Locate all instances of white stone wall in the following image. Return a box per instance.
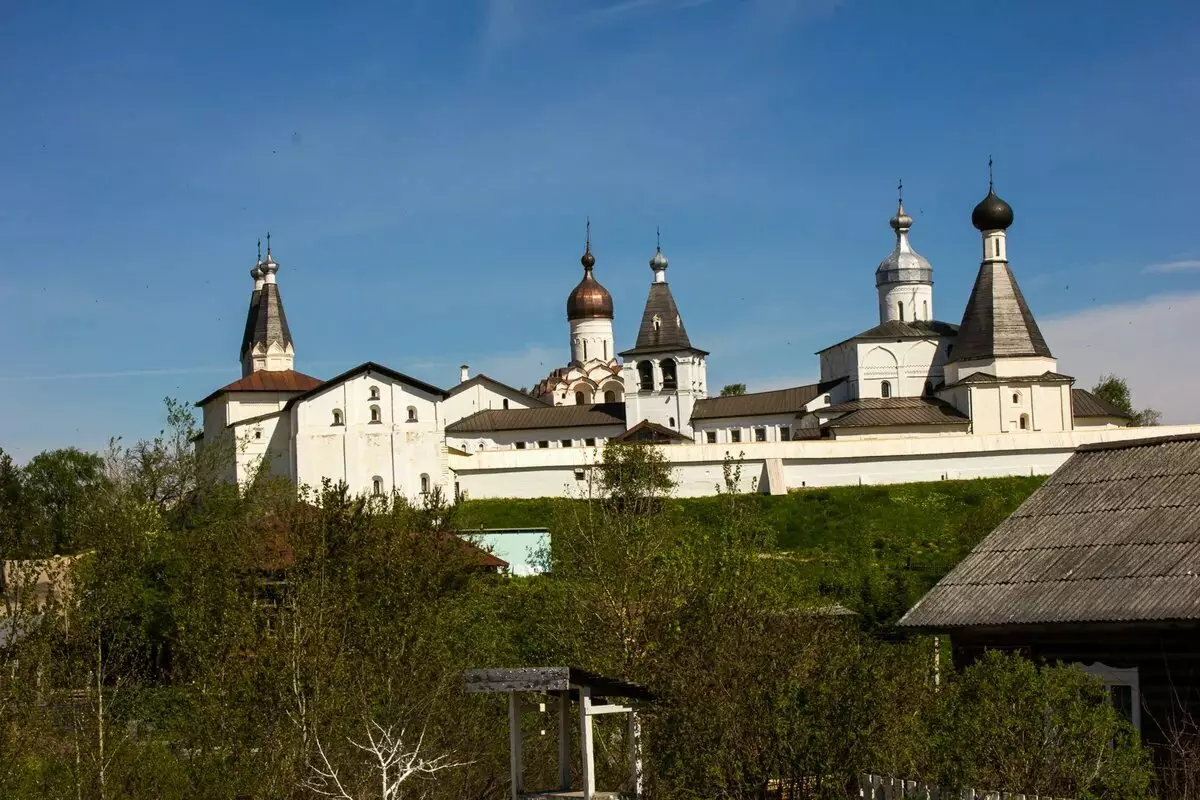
[442,382,540,426]
[569,318,615,365]
[621,352,707,437]
[230,411,293,484]
[856,338,951,399]
[878,283,934,324]
[292,371,446,501]
[692,414,800,444]
[448,424,625,453]
[449,424,1200,499]
[966,382,1072,435]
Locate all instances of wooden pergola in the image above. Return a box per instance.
[464,667,654,799]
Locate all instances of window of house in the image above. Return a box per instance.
[754,427,767,442]
[604,390,616,403]
[254,429,262,440]
[638,361,654,391]
[420,474,430,494]
[653,314,662,332]
[661,359,678,391]
[924,381,934,396]
[1077,664,1141,732]
[515,442,526,450]
[731,429,742,443]
[881,381,891,398]
[1019,413,1029,430]
[923,300,929,320]
[706,431,717,444]
[583,340,588,360]
[369,405,382,423]
[538,441,549,449]
[561,439,572,448]
[575,391,585,405]
[1012,392,1021,404]
[898,301,905,321]
[502,399,509,410]
[372,476,383,496]
[585,438,596,447]
[369,386,380,400]
[332,409,344,426]
[780,425,791,441]
[407,406,417,422]
[823,394,831,404]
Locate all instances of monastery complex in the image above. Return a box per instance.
[197,180,1200,498]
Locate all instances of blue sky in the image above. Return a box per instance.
[2,0,1199,460]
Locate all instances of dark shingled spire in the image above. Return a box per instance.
[248,282,294,352]
[952,260,1052,361]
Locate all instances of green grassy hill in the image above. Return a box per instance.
[456,475,1044,626]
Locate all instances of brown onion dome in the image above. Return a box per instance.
[567,249,613,320]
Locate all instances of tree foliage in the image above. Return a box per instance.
[719,383,747,396]
[1092,374,1162,427]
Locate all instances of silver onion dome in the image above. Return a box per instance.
[876,201,933,287]
[649,247,668,271]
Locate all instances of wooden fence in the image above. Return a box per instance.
[859,773,1073,800]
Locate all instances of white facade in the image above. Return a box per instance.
[198,189,1191,501]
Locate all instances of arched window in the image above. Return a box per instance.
[420,473,430,494]
[669,416,676,427]
[502,399,509,410]
[369,386,380,400]
[1012,392,1021,404]
[1019,414,1029,430]
[372,476,383,496]
[406,406,417,422]
[652,315,662,332]
[923,300,929,320]
[369,405,381,423]
[881,381,891,398]
[575,391,585,405]
[924,381,933,396]
[583,340,588,360]
[898,301,905,321]
[637,361,654,391]
[661,359,678,391]
[332,409,344,426]
[604,390,616,403]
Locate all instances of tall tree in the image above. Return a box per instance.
[1091,374,1162,426]
[22,446,107,553]
[719,383,747,397]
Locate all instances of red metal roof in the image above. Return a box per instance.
[198,370,324,406]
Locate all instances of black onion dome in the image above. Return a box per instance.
[972,189,1014,231]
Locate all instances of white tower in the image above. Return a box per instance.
[620,233,708,437]
[565,221,615,364]
[875,182,934,324]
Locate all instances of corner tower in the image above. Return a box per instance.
[875,182,934,324]
[241,234,295,376]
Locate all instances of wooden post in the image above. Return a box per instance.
[627,710,643,797]
[578,684,595,799]
[558,691,571,790]
[508,692,523,799]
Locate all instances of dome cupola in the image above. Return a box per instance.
[972,160,1014,231]
[566,229,613,321]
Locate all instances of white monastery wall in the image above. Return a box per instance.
[448,424,626,453]
[441,383,540,426]
[692,414,800,444]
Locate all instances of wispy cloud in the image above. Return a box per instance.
[1142,259,1200,274]
[1041,291,1200,424]
[0,366,230,382]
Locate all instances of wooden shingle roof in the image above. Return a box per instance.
[900,434,1200,630]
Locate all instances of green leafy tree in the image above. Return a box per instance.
[719,383,747,397]
[1092,374,1162,427]
[22,446,107,553]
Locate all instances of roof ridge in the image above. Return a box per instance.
[1076,432,1200,452]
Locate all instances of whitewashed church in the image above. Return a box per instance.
[197,181,1196,498]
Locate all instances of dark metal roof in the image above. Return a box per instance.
[899,434,1200,630]
[239,287,261,359]
[620,282,705,357]
[941,370,1074,390]
[817,319,957,353]
[971,188,1014,231]
[952,261,1052,362]
[448,374,550,406]
[566,256,614,320]
[197,369,324,406]
[691,379,845,421]
[463,667,655,701]
[282,362,449,410]
[612,419,692,443]
[445,402,626,433]
[821,396,969,429]
[1072,388,1133,420]
[245,283,293,356]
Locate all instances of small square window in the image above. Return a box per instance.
[254,430,263,440]
[754,427,767,442]
[780,425,791,441]
[538,441,549,449]
[584,438,596,447]
[730,429,742,443]
[515,442,527,450]
[705,431,717,444]
[560,439,572,448]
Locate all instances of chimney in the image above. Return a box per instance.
[460,364,470,383]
